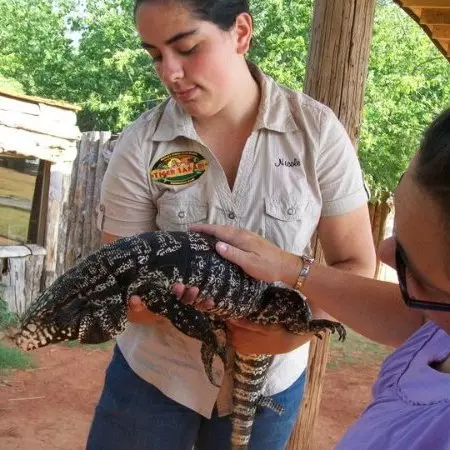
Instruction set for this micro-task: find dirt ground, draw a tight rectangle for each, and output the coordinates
[0,343,381,450]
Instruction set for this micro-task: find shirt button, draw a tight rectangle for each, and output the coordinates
[178,211,186,219]
[228,211,236,220]
[287,207,295,215]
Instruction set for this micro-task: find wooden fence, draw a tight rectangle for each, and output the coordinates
[61,131,112,276]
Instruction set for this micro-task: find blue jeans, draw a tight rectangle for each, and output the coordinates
[86,345,306,450]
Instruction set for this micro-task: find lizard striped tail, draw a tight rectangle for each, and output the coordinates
[231,352,279,450]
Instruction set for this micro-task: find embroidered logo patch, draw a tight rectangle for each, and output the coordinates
[150,151,208,185]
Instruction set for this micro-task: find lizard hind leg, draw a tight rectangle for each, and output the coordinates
[200,343,222,387]
[200,325,229,387]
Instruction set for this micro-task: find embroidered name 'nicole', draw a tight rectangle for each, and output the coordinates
[274,158,301,168]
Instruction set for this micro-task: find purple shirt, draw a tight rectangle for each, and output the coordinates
[336,321,450,449]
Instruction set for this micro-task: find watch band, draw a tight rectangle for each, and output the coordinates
[293,254,314,292]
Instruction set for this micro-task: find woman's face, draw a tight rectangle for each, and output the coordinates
[379,162,450,333]
[135,1,252,118]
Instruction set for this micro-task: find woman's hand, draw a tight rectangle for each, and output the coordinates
[227,319,313,355]
[188,224,301,286]
[127,295,166,325]
[171,284,314,354]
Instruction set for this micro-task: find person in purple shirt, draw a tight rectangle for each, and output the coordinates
[173,107,450,449]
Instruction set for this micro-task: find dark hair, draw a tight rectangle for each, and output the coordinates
[134,0,250,31]
[414,107,450,224]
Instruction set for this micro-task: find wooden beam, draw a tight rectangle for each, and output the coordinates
[286,1,377,449]
[402,0,450,8]
[420,9,450,24]
[28,160,51,246]
[430,24,450,38]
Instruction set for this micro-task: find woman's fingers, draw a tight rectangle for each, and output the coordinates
[171,283,215,310]
[128,295,147,312]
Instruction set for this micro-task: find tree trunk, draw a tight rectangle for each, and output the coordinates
[287,1,377,449]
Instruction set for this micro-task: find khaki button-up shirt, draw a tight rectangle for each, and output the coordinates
[97,65,368,418]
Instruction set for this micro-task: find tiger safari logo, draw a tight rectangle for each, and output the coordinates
[150,151,209,185]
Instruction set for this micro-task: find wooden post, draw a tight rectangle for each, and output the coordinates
[90,131,111,251]
[27,160,51,246]
[43,160,74,287]
[287,1,377,448]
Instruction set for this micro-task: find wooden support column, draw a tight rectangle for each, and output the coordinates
[286,1,377,448]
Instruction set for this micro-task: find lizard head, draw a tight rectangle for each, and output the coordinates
[15,268,128,351]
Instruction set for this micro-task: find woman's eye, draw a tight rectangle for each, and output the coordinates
[179,45,198,56]
[151,54,162,63]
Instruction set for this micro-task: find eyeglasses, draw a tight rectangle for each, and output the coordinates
[395,242,450,312]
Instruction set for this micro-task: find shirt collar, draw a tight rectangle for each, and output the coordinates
[152,62,299,142]
[249,62,298,133]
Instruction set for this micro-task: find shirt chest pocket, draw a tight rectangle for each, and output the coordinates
[156,193,208,232]
[264,195,318,253]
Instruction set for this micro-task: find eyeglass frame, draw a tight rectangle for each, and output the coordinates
[395,241,450,312]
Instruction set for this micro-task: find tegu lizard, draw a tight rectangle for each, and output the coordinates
[15,231,346,450]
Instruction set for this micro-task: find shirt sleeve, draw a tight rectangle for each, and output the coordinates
[96,122,157,237]
[316,108,369,216]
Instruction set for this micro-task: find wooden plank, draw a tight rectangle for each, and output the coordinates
[82,132,100,259]
[38,103,79,126]
[0,246,31,258]
[430,24,450,38]
[91,132,111,251]
[28,160,51,246]
[0,249,46,314]
[0,95,40,116]
[420,9,450,24]
[64,138,82,272]
[2,257,27,315]
[24,252,45,308]
[402,0,450,8]
[0,90,80,112]
[43,165,63,287]
[0,110,81,140]
[43,161,72,287]
[102,134,118,164]
[0,124,78,163]
[287,0,377,449]
[55,164,74,280]
[65,134,90,270]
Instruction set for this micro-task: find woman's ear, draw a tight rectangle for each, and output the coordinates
[234,12,253,54]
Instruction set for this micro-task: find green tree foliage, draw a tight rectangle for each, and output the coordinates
[249,0,313,88]
[0,0,448,197]
[359,3,450,198]
[66,0,166,131]
[0,0,76,96]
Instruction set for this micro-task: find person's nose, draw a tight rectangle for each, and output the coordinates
[159,53,184,85]
[378,235,396,270]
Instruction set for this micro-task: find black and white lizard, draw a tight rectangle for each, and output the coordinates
[15,231,346,450]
